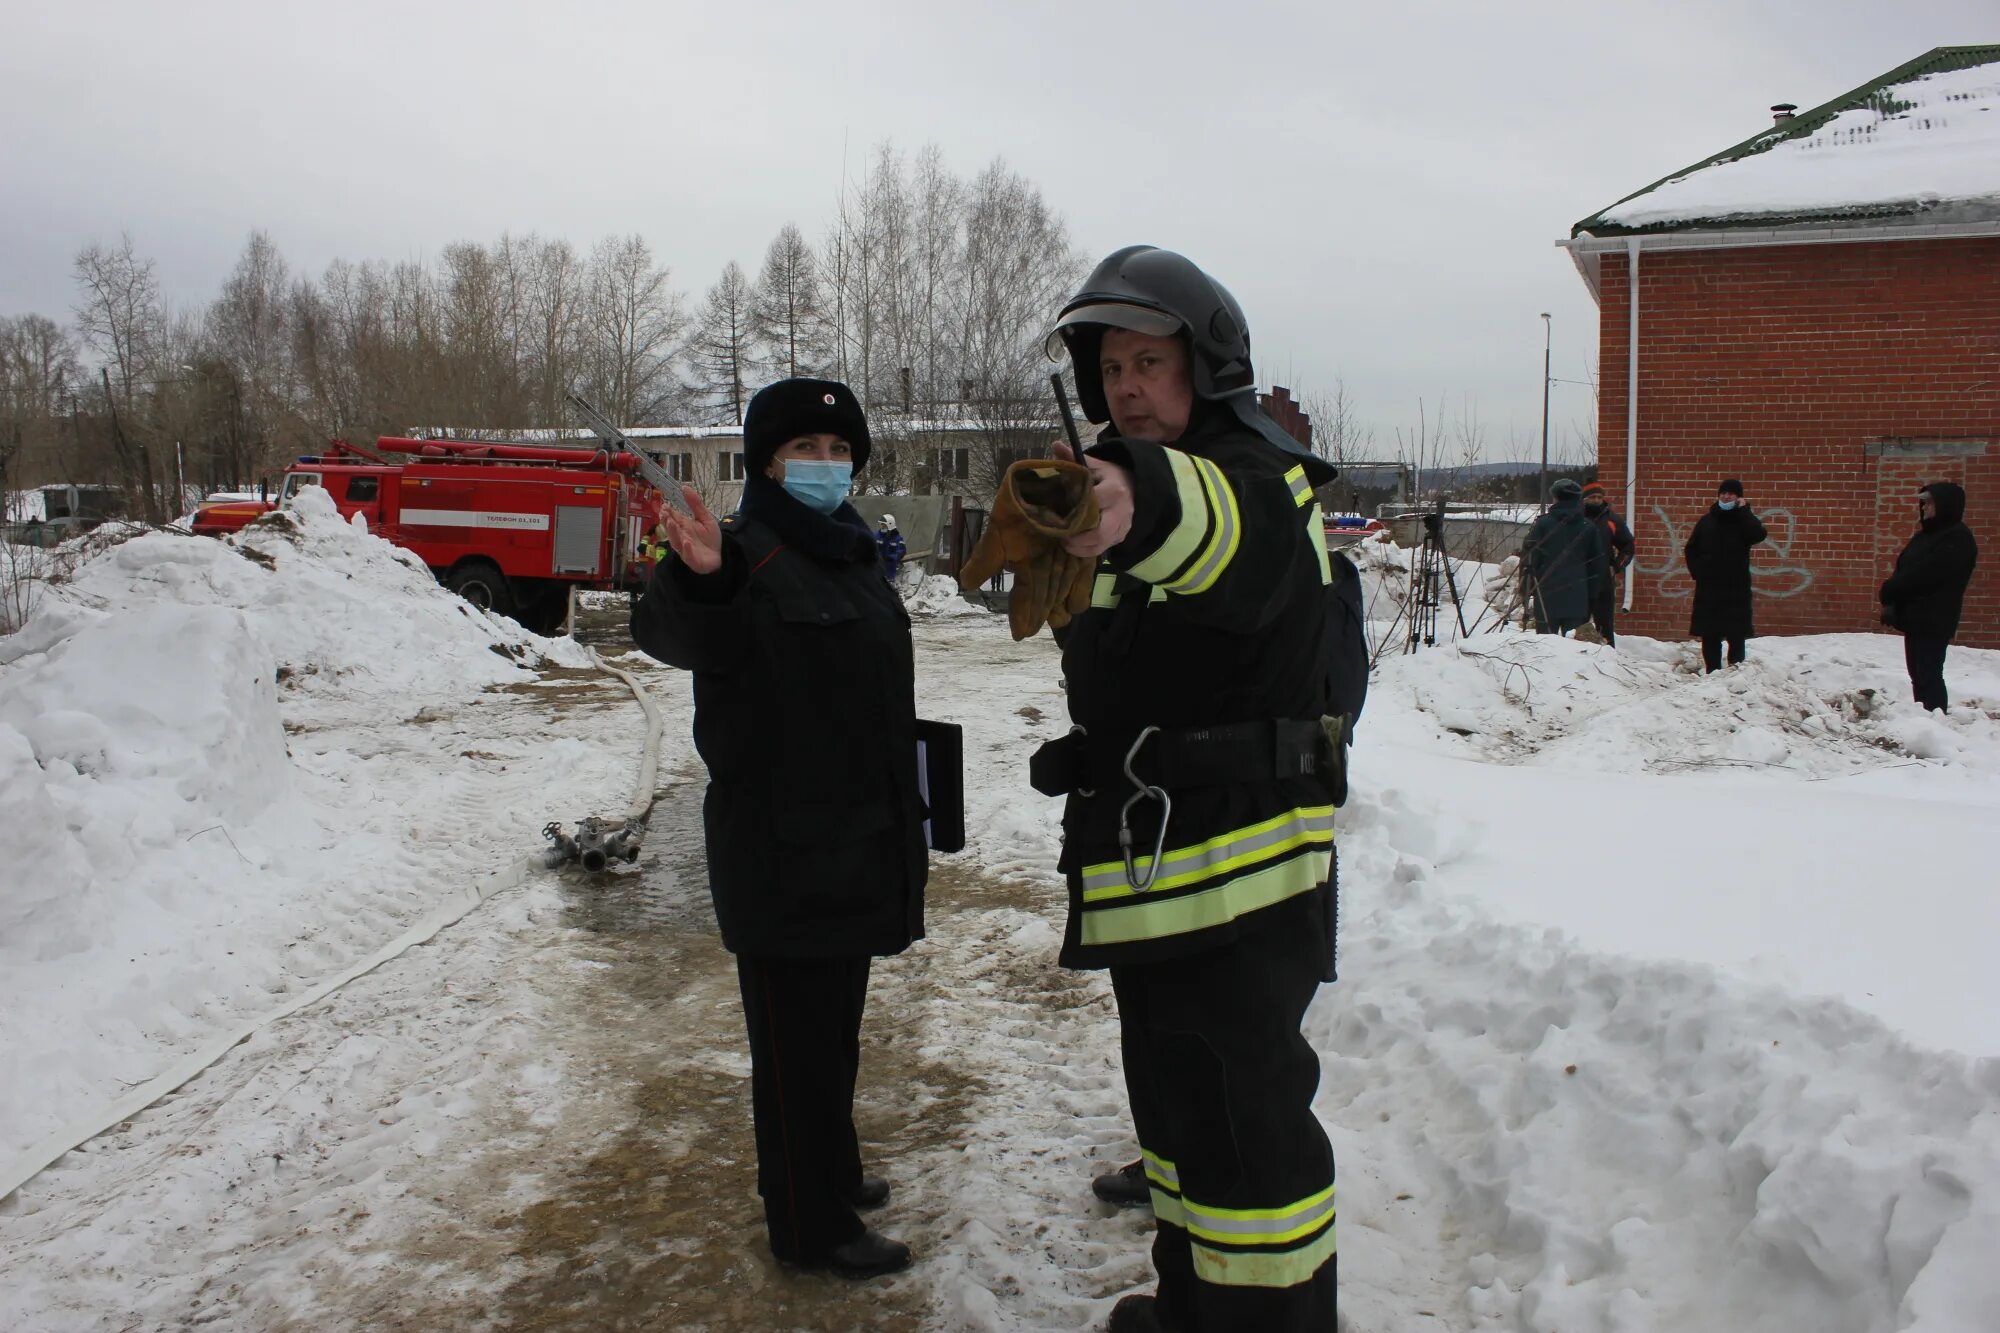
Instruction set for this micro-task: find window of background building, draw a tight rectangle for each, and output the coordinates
[724,452,746,481]
[942,447,970,481]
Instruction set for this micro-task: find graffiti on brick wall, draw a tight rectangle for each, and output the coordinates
[1632,505,1816,599]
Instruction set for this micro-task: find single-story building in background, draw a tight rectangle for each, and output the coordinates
[1560,44,1998,649]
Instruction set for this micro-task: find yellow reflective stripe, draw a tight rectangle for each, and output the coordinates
[1152,1188,1189,1228]
[1184,1183,1335,1247]
[1082,806,1334,901]
[1285,464,1313,508]
[1191,1219,1337,1288]
[1308,503,1334,585]
[1091,570,1121,609]
[1127,449,1210,583]
[1143,1149,1180,1192]
[1162,457,1240,595]
[1077,846,1330,947]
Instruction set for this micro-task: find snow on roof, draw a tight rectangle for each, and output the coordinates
[1583,50,2000,233]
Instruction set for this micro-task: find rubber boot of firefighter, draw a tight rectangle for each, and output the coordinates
[1093,1158,1153,1209]
[1106,1293,1179,1332]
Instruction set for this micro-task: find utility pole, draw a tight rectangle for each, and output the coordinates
[1538,313,1552,512]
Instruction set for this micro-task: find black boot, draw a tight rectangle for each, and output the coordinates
[1091,1158,1152,1209]
[815,1228,912,1279]
[851,1176,890,1209]
[1106,1293,1173,1332]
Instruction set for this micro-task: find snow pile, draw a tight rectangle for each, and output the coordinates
[1368,628,2000,783]
[1602,60,2000,227]
[0,490,606,1161]
[15,488,589,696]
[905,572,987,618]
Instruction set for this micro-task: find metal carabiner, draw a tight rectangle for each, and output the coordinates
[1117,727,1171,891]
[1070,724,1095,799]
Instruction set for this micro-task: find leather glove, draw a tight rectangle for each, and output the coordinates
[959,459,1101,640]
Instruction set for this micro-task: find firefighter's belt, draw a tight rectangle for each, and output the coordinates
[1029,719,1326,798]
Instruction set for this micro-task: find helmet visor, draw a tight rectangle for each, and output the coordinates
[1044,300,1185,361]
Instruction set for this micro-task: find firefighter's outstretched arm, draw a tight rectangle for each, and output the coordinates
[1070,438,1317,632]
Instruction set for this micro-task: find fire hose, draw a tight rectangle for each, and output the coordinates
[0,640,668,1207]
[539,646,664,871]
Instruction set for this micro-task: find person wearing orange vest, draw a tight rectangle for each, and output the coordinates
[1582,481,1635,645]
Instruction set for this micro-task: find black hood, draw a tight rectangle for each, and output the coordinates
[1922,481,1967,531]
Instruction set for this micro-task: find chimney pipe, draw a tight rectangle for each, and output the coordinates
[1770,103,1797,125]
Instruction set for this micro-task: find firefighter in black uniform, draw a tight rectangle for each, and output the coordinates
[1033,247,1341,1332]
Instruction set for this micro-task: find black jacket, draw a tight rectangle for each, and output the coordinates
[630,481,926,958]
[1524,497,1606,629]
[1057,405,1336,972]
[1880,482,1978,640]
[1684,503,1768,639]
[1586,501,1636,583]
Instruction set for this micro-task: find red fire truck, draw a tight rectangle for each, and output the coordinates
[192,434,673,634]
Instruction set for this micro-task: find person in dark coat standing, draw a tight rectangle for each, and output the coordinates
[630,377,927,1280]
[1683,478,1768,671]
[1524,479,1605,635]
[1880,481,1978,712]
[1581,480,1635,645]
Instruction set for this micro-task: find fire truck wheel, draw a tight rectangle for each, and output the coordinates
[446,561,514,617]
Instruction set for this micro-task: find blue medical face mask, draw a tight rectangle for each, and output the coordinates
[1717,498,1738,511]
[781,459,853,514]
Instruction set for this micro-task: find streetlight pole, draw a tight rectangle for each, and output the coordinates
[1538,313,1552,511]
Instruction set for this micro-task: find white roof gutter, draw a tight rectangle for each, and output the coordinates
[1558,218,2000,301]
[1622,238,1639,614]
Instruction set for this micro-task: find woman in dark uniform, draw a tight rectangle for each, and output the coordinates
[631,378,927,1278]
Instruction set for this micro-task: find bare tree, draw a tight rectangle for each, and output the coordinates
[581,234,688,425]
[951,157,1081,492]
[1299,378,1374,474]
[73,232,165,410]
[687,261,758,426]
[207,231,293,477]
[751,224,826,378]
[0,315,80,508]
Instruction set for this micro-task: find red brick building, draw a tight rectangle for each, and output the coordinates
[1561,45,1999,649]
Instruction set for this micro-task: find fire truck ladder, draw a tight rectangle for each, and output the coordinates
[566,391,692,515]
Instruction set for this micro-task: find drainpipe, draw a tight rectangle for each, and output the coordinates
[1623,237,1640,612]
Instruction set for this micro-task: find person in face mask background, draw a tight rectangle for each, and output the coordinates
[1683,477,1768,672]
[630,378,928,1281]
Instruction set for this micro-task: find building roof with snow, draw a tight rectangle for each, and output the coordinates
[1571,45,2000,236]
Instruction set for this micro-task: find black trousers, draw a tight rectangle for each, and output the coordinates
[1590,585,1618,646]
[736,954,871,1262]
[1905,635,1951,712]
[1110,910,1338,1331]
[1701,636,1747,672]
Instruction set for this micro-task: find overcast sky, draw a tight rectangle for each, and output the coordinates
[2,0,1990,452]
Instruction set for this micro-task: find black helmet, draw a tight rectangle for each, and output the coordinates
[1048,245,1333,483]
[1047,245,1254,422]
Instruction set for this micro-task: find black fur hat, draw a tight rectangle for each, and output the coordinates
[742,378,871,475]
[1718,478,1744,496]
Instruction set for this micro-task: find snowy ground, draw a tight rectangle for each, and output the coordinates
[2,513,1998,1332]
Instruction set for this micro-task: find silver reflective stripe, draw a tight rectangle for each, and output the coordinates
[1081,806,1335,898]
[1184,1187,1336,1243]
[1164,457,1239,595]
